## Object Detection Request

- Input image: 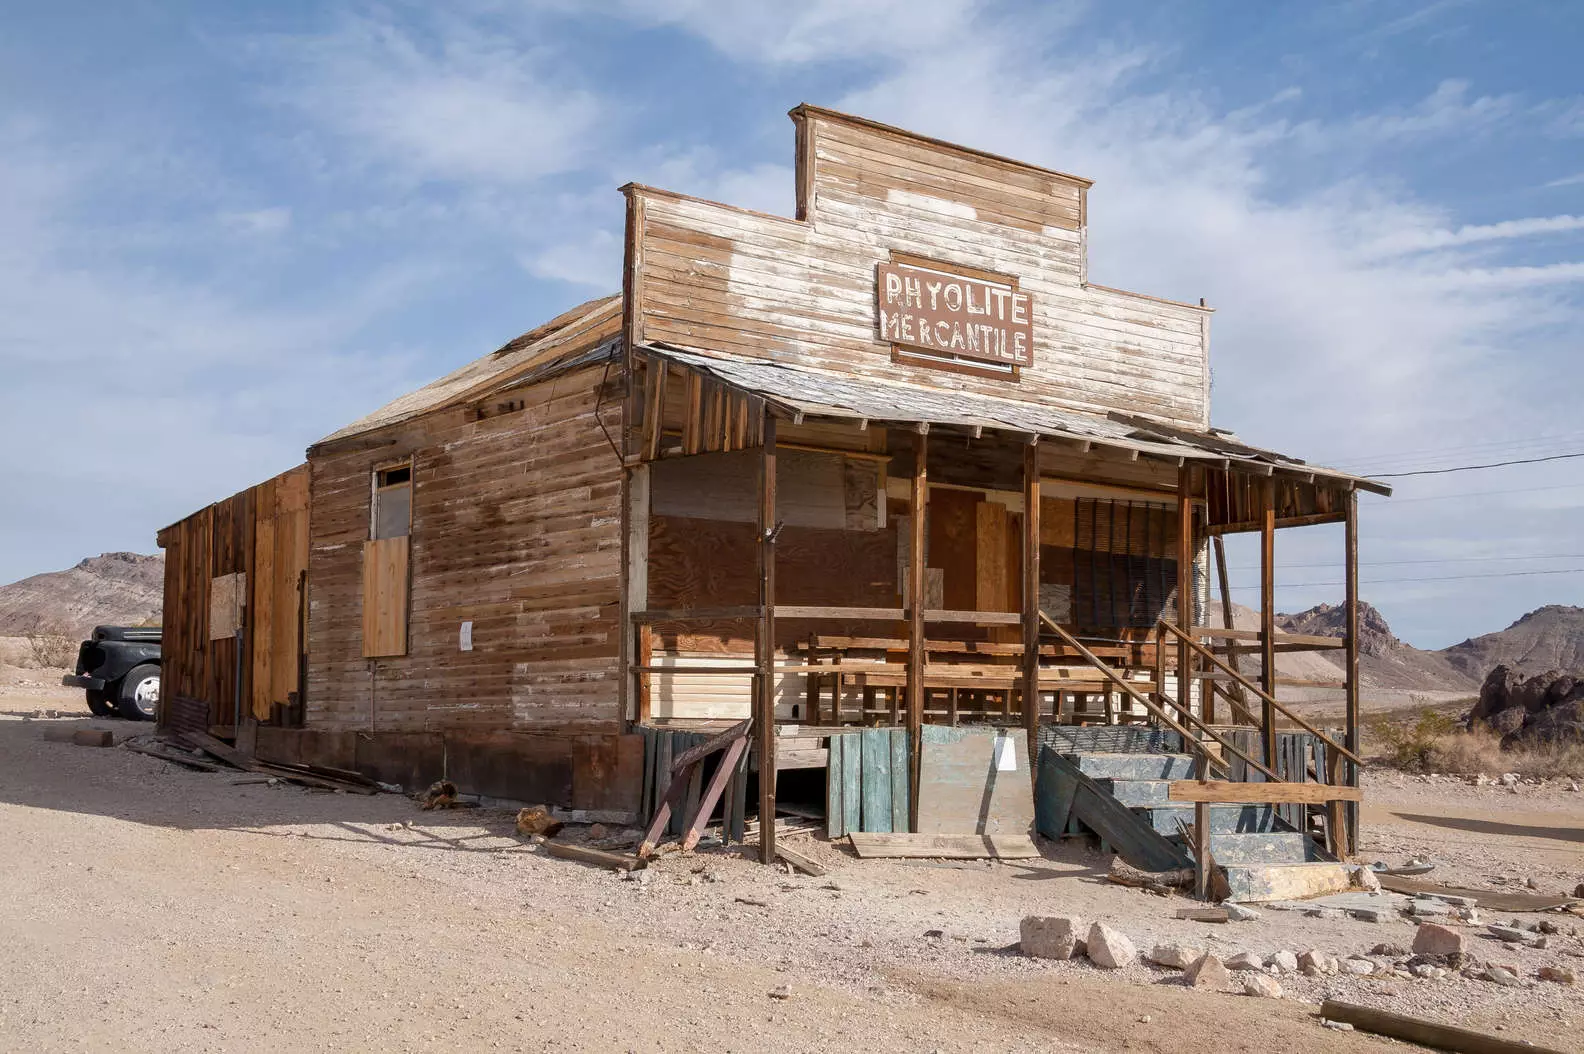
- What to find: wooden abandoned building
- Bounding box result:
[157,105,1389,881]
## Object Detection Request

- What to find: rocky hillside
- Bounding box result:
[0,553,164,637]
[1440,605,1584,680]
[1275,602,1479,691]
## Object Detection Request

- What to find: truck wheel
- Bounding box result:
[86,688,115,718]
[117,665,160,721]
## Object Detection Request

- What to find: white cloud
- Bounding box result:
[220,206,293,236]
[1360,214,1584,255]
[266,13,603,184]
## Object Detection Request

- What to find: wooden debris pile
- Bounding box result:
[137,730,383,794]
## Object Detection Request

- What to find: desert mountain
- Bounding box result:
[1440,605,1584,680]
[0,552,164,637]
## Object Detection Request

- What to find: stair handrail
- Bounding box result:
[1041,612,1276,781]
[1157,620,1362,767]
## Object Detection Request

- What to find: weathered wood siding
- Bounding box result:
[249,465,309,720]
[305,366,624,734]
[627,107,1210,429]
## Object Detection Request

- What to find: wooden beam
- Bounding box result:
[847,833,1040,859]
[907,430,928,832]
[1259,477,1277,769]
[1022,441,1041,758]
[1205,511,1345,536]
[544,841,646,872]
[1318,1001,1568,1054]
[1212,534,1250,722]
[1344,488,1361,856]
[1176,464,1195,723]
[756,413,778,865]
[1168,780,1362,804]
[630,606,762,623]
[1188,626,1346,649]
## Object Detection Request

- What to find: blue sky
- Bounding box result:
[1,0,1580,648]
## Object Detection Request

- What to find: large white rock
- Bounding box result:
[1412,922,1467,959]
[1020,916,1084,960]
[1086,922,1136,969]
[1243,974,1283,998]
[1147,943,1204,970]
[1185,954,1232,990]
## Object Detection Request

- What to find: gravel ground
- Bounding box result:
[2,677,1580,1053]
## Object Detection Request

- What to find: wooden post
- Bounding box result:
[1260,477,1278,769]
[1343,487,1360,855]
[1212,534,1251,726]
[907,428,928,832]
[1022,440,1041,765]
[1175,465,1195,723]
[1193,753,1210,900]
[756,414,778,865]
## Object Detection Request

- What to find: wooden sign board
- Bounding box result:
[876,259,1033,369]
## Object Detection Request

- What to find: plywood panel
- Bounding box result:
[975,500,1008,613]
[915,725,1035,836]
[362,537,409,658]
[209,572,244,640]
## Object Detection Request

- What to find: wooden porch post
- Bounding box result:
[1022,440,1041,761]
[907,427,928,831]
[1342,487,1361,855]
[756,414,778,865]
[1260,477,1278,769]
[1175,465,1195,722]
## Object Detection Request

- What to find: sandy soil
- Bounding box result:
[2,677,1580,1053]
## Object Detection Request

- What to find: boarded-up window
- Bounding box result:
[362,537,409,658]
[364,463,412,657]
[1072,498,1181,629]
[372,465,411,540]
[209,572,246,640]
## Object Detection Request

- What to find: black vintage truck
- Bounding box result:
[62,626,161,720]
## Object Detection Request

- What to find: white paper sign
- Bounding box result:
[459,620,473,652]
[993,734,1018,772]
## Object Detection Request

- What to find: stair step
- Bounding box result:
[1133,803,1280,835]
[1223,862,1352,903]
[1095,778,1171,806]
[1195,831,1321,866]
[1065,752,1197,780]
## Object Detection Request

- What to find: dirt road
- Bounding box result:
[2,679,1579,1053]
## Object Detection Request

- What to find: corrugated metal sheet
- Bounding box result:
[640,343,1390,496]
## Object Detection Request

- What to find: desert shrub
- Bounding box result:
[23,627,77,669]
[1427,729,1584,779]
[1368,707,1459,771]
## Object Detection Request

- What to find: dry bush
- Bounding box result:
[22,621,77,670]
[1369,706,1584,779]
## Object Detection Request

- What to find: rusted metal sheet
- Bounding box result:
[876,259,1033,368]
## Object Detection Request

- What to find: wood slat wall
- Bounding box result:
[627,110,1210,429]
[305,365,624,734]
[249,465,309,721]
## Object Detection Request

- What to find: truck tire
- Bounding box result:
[117,664,160,721]
[85,688,115,718]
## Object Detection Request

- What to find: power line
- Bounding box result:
[1331,432,1584,471]
[1225,567,1584,589]
[1372,451,1584,478]
[1227,553,1584,572]
[1365,482,1584,506]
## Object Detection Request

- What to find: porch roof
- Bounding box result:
[640,342,1391,497]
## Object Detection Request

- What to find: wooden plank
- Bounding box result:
[974,500,1008,614]
[841,731,862,835]
[889,728,909,833]
[826,734,845,838]
[1176,463,1195,720]
[1021,440,1040,751]
[847,832,1040,859]
[1039,751,1192,872]
[680,735,748,851]
[1375,876,1580,912]
[756,414,778,865]
[1189,626,1346,649]
[1344,489,1361,857]
[907,430,927,830]
[860,727,892,833]
[1318,1001,1569,1054]
[774,843,828,877]
[361,536,409,658]
[1167,780,1362,804]
[544,841,646,872]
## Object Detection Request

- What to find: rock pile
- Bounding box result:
[1467,665,1584,746]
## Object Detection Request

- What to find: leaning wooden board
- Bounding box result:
[848,833,1039,860]
[914,725,1034,836]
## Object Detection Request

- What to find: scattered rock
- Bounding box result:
[1021,916,1084,961]
[1341,958,1376,976]
[1086,923,1136,969]
[1321,1020,1355,1032]
[1185,954,1232,990]
[1538,965,1576,985]
[586,823,608,841]
[1488,925,1528,943]
[1412,923,1466,960]
[1349,908,1389,923]
[1225,904,1260,922]
[1482,966,1522,987]
[1371,943,1408,957]
[1226,952,1264,972]
[1351,867,1382,893]
[1147,943,1204,970]
[768,984,791,1000]
[1410,963,1449,980]
[1269,950,1299,974]
[1525,877,1540,890]
[1408,899,1450,917]
[1242,974,1283,998]
[1298,950,1337,977]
